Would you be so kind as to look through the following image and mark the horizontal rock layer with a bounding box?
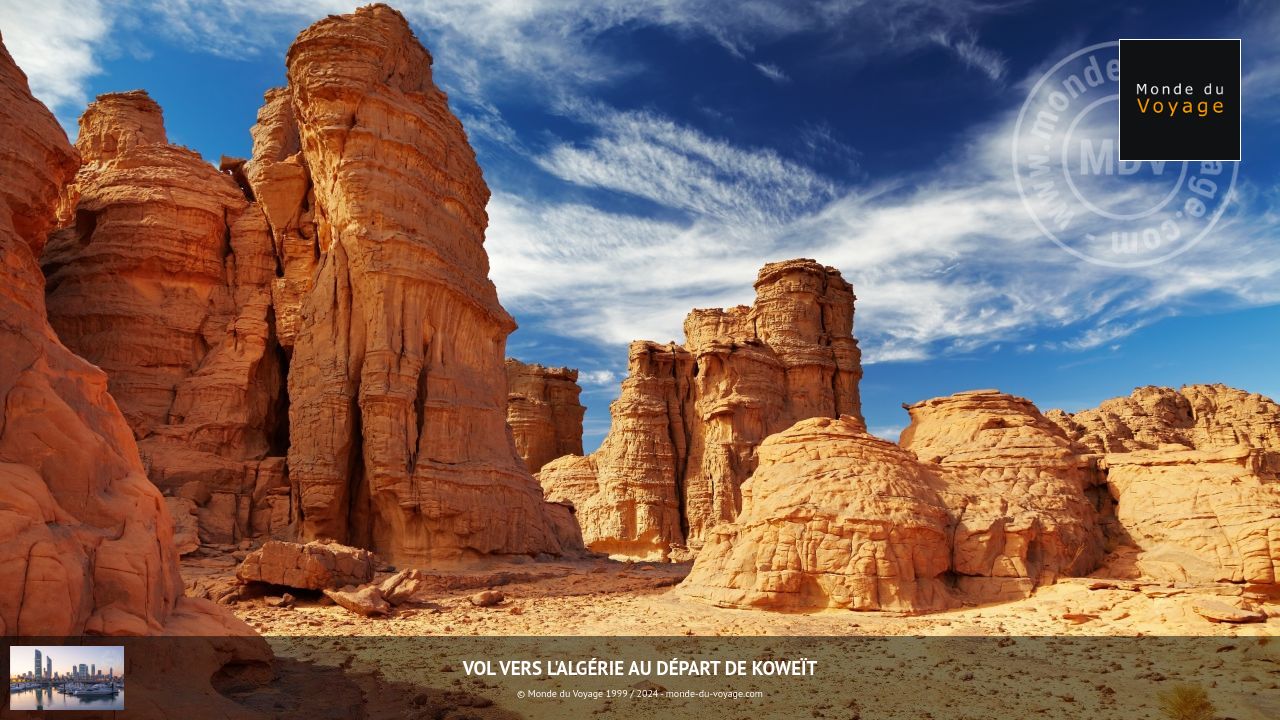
[0,32,255,640]
[506,359,585,473]
[1050,384,1280,584]
[540,258,863,560]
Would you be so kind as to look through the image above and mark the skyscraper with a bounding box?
[34,649,41,682]
[91,664,95,678]
[47,656,51,680]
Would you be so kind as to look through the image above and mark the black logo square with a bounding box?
[1119,39,1240,161]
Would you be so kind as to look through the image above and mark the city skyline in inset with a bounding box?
[8,646,123,680]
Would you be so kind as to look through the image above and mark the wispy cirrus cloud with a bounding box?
[488,88,1280,364]
[0,0,109,114]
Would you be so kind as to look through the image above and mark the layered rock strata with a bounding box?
[506,359,585,473]
[245,5,573,564]
[682,416,953,612]
[683,391,1106,612]
[236,540,375,590]
[540,259,863,560]
[901,390,1106,601]
[0,32,257,641]
[1049,385,1280,584]
[43,91,291,548]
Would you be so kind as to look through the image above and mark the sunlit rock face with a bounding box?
[0,34,254,638]
[247,5,575,564]
[902,390,1107,603]
[43,90,291,548]
[681,416,955,612]
[540,258,864,560]
[682,391,1108,613]
[506,359,585,474]
[1050,384,1280,584]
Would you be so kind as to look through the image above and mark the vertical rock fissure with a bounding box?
[670,348,693,543]
[411,348,429,474]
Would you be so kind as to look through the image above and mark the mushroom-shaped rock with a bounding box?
[680,416,954,613]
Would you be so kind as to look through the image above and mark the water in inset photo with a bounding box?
[8,645,125,712]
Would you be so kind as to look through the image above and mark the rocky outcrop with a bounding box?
[683,390,1107,612]
[506,359,585,473]
[0,33,255,640]
[901,390,1106,601]
[682,416,953,612]
[1049,385,1280,584]
[540,259,863,560]
[42,90,291,548]
[245,5,573,564]
[236,540,375,590]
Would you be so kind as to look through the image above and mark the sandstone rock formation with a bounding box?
[236,540,375,590]
[901,390,1106,601]
[43,90,292,548]
[682,416,954,612]
[1049,385,1280,584]
[243,5,573,564]
[683,391,1106,611]
[540,259,863,559]
[506,359,585,473]
[0,32,256,640]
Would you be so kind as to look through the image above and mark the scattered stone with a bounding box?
[323,586,391,617]
[1193,601,1267,624]
[1062,613,1099,624]
[377,569,430,605]
[469,591,505,607]
[236,540,375,590]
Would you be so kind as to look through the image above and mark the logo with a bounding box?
[1012,42,1238,267]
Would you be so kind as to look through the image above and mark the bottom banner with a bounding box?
[3,636,1275,719]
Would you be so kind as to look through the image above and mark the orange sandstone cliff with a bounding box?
[540,259,863,560]
[0,31,258,644]
[1049,384,1280,584]
[244,5,576,564]
[44,90,290,549]
[683,390,1106,612]
[506,359,585,474]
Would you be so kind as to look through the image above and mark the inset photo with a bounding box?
[7,646,124,712]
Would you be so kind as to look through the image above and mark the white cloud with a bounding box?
[930,30,1007,82]
[0,0,109,114]
[580,369,618,386]
[488,89,1280,364]
[753,61,789,83]
[536,102,837,224]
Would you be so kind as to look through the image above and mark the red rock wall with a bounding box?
[683,390,1106,612]
[249,5,573,564]
[43,91,291,548]
[0,34,254,638]
[1049,384,1280,584]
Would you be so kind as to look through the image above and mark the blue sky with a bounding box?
[1,0,1277,448]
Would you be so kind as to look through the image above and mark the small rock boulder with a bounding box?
[469,590,505,607]
[378,569,430,605]
[236,540,375,590]
[1193,600,1267,624]
[324,585,390,617]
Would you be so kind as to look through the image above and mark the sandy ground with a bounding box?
[182,550,1279,639]
[183,550,1280,719]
